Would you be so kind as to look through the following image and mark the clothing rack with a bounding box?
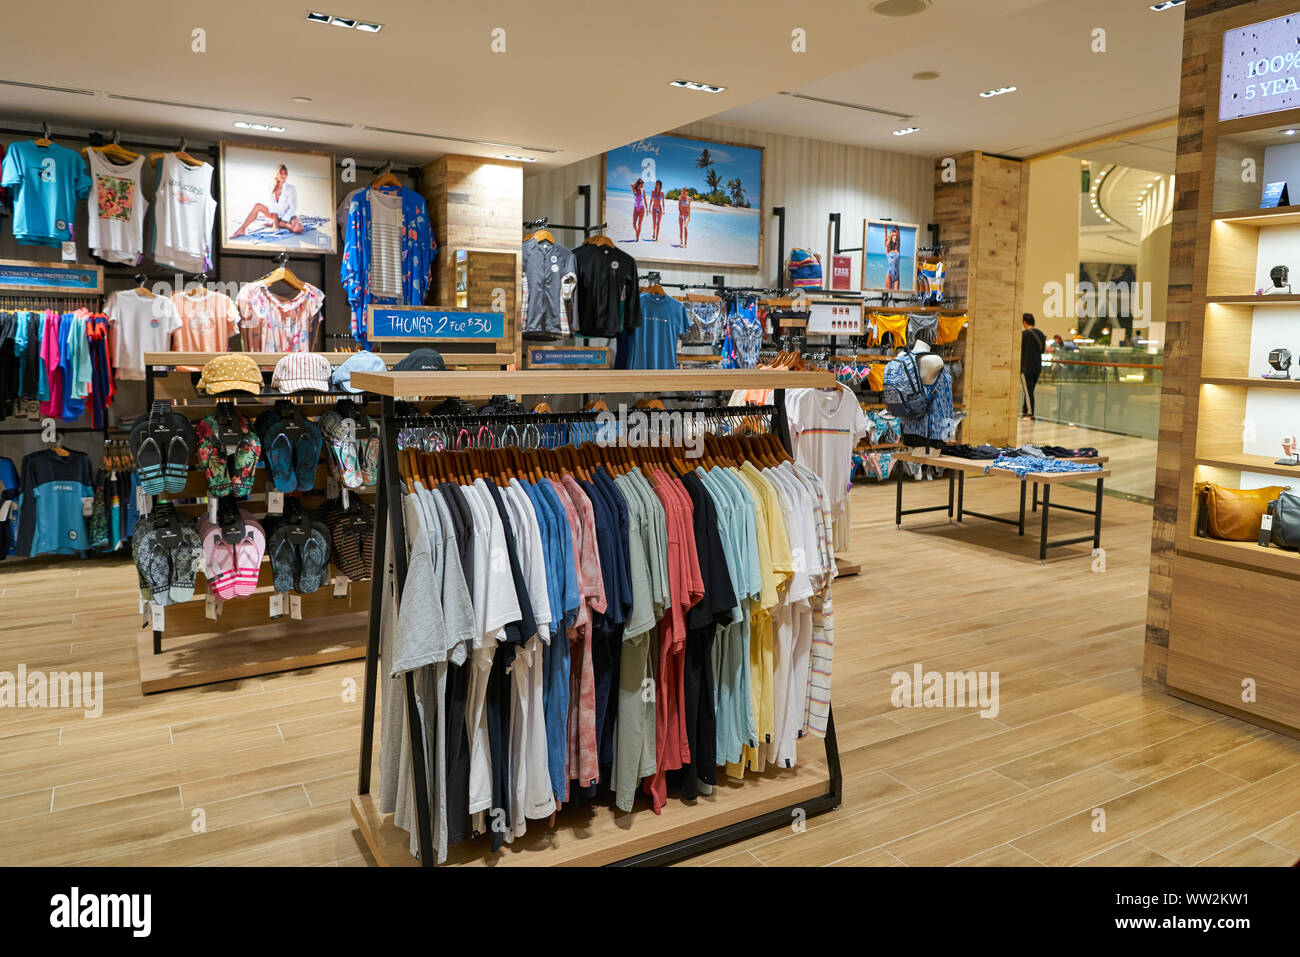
[349,367,843,867]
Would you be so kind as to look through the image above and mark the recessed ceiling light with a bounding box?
[979,86,1017,98]
[306,12,331,22]
[892,127,920,136]
[872,0,932,16]
[356,21,382,32]
[499,154,538,162]
[911,71,940,81]
[1285,129,1299,136]
[331,16,356,27]
[1149,1,1185,10]
[293,96,312,103]
[669,79,726,93]
[234,121,285,132]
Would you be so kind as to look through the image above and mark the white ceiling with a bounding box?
[708,0,1186,159]
[0,0,1067,169]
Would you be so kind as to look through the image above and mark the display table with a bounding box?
[891,451,1111,564]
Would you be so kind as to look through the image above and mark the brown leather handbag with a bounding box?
[1196,483,1286,540]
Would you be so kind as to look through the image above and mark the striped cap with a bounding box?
[197,353,263,395]
[272,352,333,393]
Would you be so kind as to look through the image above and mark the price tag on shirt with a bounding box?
[81,497,93,517]
[267,491,284,514]
[289,594,303,620]
[333,576,349,599]
[61,241,76,262]
[269,593,285,619]
[150,602,166,632]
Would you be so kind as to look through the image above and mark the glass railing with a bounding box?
[1032,346,1164,439]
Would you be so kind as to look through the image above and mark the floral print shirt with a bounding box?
[235,281,325,353]
[339,185,436,348]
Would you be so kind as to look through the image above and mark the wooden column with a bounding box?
[419,154,523,356]
[934,150,1030,446]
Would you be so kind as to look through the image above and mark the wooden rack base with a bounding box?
[136,609,367,694]
[351,758,830,867]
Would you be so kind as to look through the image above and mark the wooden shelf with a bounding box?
[1201,376,1300,390]
[1205,294,1300,305]
[348,368,836,398]
[351,757,830,866]
[145,351,517,369]
[1178,533,1300,580]
[1195,452,1300,479]
[1211,207,1300,227]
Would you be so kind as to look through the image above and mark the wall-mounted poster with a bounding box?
[602,133,763,269]
[219,142,336,254]
[862,220,918,294]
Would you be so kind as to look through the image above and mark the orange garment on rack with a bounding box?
[867,313,909,349]
[864,364,886,392]
[935,313,969,345]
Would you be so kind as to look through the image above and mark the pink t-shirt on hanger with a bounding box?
[170,289,239,354]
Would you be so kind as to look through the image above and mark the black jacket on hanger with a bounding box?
[572,243,641,338]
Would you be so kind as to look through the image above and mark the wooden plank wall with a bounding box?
[420,155,524,355]
[1144,0,1271,689]
[934,150,1025,446]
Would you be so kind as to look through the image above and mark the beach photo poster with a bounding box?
[862,220,918,294]
[219,142,337,254]
[602,133,763,268]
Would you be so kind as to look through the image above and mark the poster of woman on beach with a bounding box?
[603,133,763,268]
[862,220,918,294]
[219,142,337,254]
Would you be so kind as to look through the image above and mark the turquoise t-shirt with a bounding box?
[621,293,691,370]
[1,141,92,246]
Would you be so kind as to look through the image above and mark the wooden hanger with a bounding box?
[370,171,401,190]
[259,259,306,293]
[34,123,52,147]
[83,131,140,165]
[585,235,615,248]
[532,229,555,244]
[644,283,667,296]
[150,137,203,167]
[132,274,157,298]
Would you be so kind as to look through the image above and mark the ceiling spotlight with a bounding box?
[892,127,920,136]
[499,154,538,162]
[292,96,312,103]
[872,0,932,15]
[331,16,356,27]
[1285,129,1299,136]
[306,11,331,22]
[1149,1,1185,10]
[912,70,941,81]
[234,121,285,132]
[669,79,726,93]
[356,21,382,32]
[979,86,1018,98]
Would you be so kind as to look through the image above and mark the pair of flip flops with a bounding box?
[263,507,331,594]
[131,508,202,607]
[318,409,379,489]
[197,510,265,600]
[254,409,323,493]
[195,413,263,499]
[130,402,196,496]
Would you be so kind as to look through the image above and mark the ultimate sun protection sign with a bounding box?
[367,306,505,342]
[1220,12,1300,121]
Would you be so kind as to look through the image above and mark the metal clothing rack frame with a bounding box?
[350,367,843,867]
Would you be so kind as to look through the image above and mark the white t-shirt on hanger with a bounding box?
[785,384,869,518]
[153,152,217,273]
[85,150,148,265]
[106,288,182,380]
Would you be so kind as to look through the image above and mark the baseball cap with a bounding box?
[272,353,333,393]
[331,351,387,393]
[393,348,446,372]
[197,354,263,395]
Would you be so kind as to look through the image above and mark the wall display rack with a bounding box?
[1149,0,1300,736]
[346,367,844,867]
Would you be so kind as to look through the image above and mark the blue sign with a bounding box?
[368,307,504,341]
[527,348,608,368]
[1262,181,1291,208]
[0,260,102,293]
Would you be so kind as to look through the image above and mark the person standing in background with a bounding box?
[1021,313,1047,419]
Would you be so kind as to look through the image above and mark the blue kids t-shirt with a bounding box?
[0,140,92,246]
[620,293,691,370]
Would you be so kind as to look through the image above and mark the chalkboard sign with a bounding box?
[0,259,103,294]
[368,306,505,342]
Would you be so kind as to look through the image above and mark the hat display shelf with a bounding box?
[135,349,516,693]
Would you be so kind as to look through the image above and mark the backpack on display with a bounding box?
[882,350,931,418]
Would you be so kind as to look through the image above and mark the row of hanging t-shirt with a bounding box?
[1,140,218,271]
[0,308,116,425]
[379,455,838,862]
